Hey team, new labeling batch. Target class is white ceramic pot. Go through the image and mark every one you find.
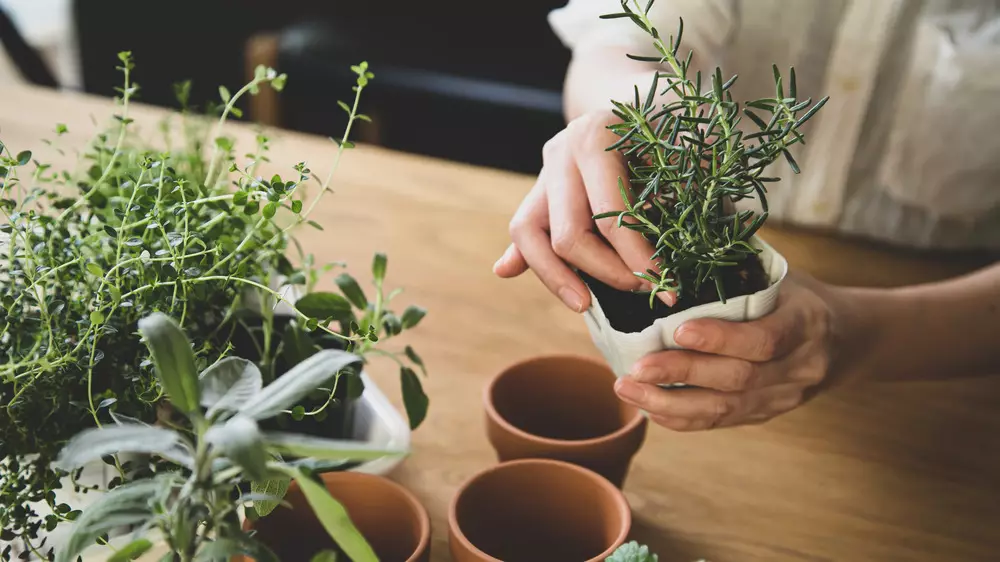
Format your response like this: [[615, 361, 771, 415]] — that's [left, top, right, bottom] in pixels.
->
[[244, 276, 412, 476], [583, 236, 788, 378]]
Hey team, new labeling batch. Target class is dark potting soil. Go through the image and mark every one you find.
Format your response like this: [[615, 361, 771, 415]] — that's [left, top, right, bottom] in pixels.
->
[[581, 254, 770, 334]]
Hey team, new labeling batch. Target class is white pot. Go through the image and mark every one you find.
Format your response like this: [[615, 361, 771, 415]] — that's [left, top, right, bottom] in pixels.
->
[[243, 276, 412, 475], [583, 236, 788, 378]]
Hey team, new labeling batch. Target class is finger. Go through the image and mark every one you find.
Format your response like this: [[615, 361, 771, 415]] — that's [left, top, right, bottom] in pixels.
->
[[673, 299, 804, 361], [545, 139, 641, 291], [508, 181, 591, 313], [630, 350, 766, 391], [493, 243, 528, 278], [647, 414, 715, 432], [614, 378, 740, 424], [568, 116, 674, 306]]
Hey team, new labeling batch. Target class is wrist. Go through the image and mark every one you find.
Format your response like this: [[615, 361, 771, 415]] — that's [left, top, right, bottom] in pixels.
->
[[823, 283, 896, 386]]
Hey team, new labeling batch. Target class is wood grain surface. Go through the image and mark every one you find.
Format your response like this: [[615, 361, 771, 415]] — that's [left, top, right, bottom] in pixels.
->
[[4, 83, 997, 562]]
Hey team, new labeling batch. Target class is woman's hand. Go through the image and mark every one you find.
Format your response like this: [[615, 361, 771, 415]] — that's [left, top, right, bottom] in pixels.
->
[[493, 110, 672, 311], [613, 273, 845, 431]]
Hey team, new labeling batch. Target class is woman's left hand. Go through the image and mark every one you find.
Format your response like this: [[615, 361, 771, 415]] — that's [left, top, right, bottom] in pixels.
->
[[613, 272, 846, 430]]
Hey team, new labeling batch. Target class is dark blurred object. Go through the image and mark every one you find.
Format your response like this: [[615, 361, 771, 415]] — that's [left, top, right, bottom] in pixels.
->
[[73, 0, 296, 114], [0, 7, 59, 87], [73, 1, 569, 174]]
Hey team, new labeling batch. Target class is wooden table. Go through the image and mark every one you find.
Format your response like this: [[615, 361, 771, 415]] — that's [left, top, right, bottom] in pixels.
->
[[4, 83, 999, 562]]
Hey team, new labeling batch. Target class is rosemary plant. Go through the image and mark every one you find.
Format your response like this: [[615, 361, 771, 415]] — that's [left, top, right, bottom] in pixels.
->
[[51, 312, 391, 562], [597, 0, 828, 308], [0, 54, 428, 559]]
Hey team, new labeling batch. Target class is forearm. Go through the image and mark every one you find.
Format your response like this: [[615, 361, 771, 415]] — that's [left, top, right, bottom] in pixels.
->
[[835, 263, 1000, 382], [562, 46, 660, 122]]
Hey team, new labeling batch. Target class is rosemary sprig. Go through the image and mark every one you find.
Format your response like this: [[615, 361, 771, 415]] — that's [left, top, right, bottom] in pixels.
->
[[598, 0, 828, 306]]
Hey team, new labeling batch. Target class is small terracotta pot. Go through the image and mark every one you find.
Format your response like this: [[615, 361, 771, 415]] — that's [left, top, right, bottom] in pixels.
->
[[485, 355, 648, 487], [240, 471, 430, 562], [449, 458, 631, 561]]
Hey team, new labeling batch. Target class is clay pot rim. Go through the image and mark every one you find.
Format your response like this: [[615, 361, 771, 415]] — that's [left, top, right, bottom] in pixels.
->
[[484, 354, 646, 449], [447, 458, 632, 562], [243, 471, 431, 562]]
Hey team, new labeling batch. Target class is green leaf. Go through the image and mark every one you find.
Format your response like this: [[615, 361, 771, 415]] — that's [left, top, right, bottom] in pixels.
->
[[400, 367, 428, 430], [86, 262, 104, 277], [137, 312, 201, 415], [90, 310, 105, 324], [272, 466, 378, 562], [606, 541, 658, 562], [371, 253, 387, 285], [54, 478, 164, 562], [194, 536, 279, 562], [311, 552, 339, 562], [16, 150, 31, 166], [263, 432, 405, 462], [263, 201, 278, 219], [296, 291, 352, 321], [291, 405, 305, 421], [292, 200, 303, 214], [251, 475, 291, 518], [219, 85, 232, 104], [233, 191, 248, 206], [199, 357, 263, 416], [337, 101, 351, 113], [240, 349, 361, 420], [271, 73, 287, 91], [400, 305, 426, 329], [281, 321, 321, 366], [56, 123, 68, 135], [381, 312, 402, 336], [54, 425, 190, 472], [205, 415, 269, 481], [335, 273, 368, 309], [107, 538, 153, 562], [345, 371, 365, 400], [405, 345, 426, 376], [307, 220, 324, 231]]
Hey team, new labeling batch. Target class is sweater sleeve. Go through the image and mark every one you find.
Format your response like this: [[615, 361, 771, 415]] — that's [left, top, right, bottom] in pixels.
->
[[547, 0, 735, 66]]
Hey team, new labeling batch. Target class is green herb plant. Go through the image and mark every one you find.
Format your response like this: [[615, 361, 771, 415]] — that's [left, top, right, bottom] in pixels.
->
[[597, 0, 828, 307], [606, 542, 658, 562], [51, 312, 392, 562], [0, 54, 428, 560]]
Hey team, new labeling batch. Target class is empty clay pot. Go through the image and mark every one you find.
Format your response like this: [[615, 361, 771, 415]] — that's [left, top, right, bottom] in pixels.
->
[[485, 355, 648, 487], [240, 471, 430, 562], [449, 458, 631, 561]]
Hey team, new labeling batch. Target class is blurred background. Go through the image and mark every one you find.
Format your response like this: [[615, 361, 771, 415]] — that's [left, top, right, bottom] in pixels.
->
[[0, 0, 570, 174]]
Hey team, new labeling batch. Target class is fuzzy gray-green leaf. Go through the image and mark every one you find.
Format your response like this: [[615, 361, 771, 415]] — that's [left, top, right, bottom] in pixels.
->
[[240, 349, 361, 420], [138, 312, 200, 414]]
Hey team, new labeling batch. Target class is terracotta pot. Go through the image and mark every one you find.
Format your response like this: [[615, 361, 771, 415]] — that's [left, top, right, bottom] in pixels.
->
[[485, 355, 647, 487], [239, 471, 430, 562], [449, 458, 631, 561]]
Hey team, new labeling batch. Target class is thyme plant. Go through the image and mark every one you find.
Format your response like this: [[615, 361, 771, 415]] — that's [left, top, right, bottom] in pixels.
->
[[598, 0, 828, 307], [52, 312, 390, 562], [0, 54, 428, 559]]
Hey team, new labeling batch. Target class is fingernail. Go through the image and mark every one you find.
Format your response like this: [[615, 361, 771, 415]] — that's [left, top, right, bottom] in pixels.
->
[[615, 377, 645, 403], [657, 291, 677, 307], [674, 325, 703, 348], [492, 257, 504, 274], [558, 287, 584, 312]]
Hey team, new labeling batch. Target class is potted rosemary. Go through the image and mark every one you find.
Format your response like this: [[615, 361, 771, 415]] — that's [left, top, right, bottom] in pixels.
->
[[0, 54, 428, 560], [583, 0, 828, 376]]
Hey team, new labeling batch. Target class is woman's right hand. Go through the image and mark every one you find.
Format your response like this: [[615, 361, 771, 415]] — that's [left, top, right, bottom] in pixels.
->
[[492, 110, 671, 312]]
